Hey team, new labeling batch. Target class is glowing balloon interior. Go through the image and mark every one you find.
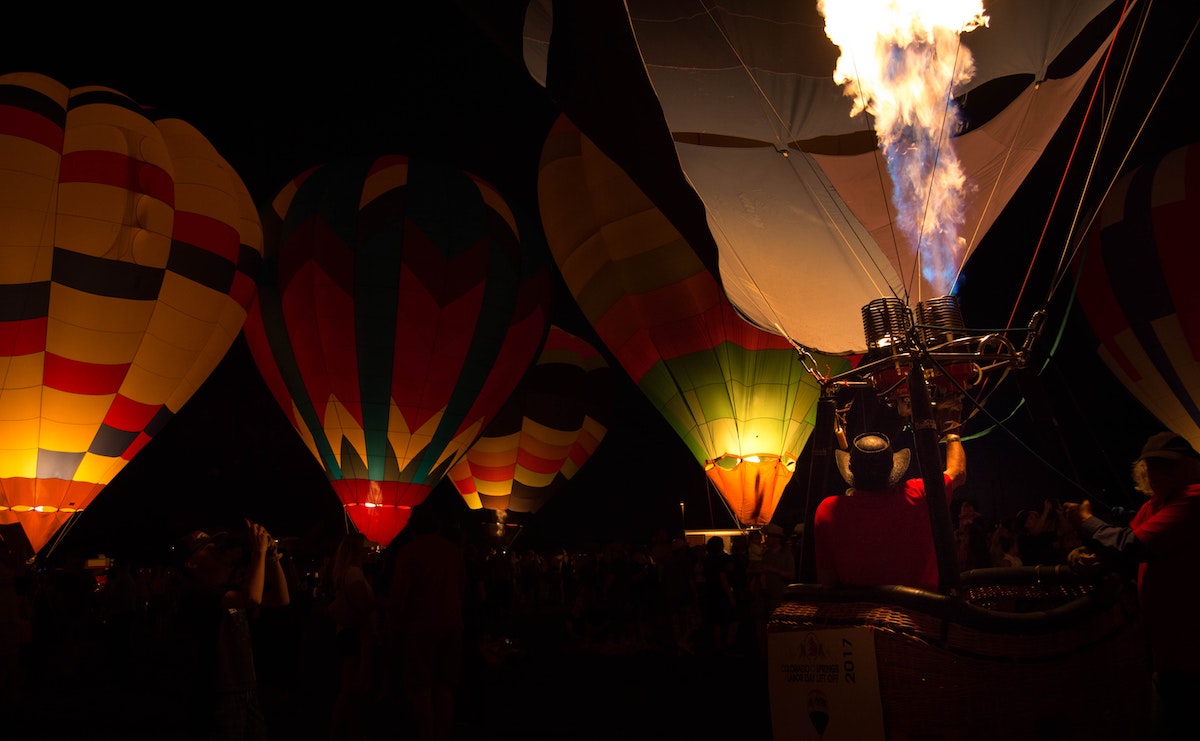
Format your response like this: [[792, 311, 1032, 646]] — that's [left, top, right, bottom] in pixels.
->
[[0, 72, 263, 553], [528, 1, 1127, 354], [539, 117, 851, 526]]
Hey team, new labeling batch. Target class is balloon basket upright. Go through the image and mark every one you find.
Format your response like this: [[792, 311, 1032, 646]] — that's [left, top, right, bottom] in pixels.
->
[[766, 568, 1149, 740], [776, 298, 1150, 739]]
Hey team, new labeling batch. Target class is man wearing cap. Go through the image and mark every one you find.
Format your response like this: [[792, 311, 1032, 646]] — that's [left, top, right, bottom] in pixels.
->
[[1064, 431, 1200, 740], [813, 431, 965, 592]]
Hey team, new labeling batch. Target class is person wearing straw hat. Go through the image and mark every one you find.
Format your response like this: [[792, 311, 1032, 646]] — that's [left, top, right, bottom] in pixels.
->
[[813, 431, 965, 592], [1064, 431, 1200, 741]]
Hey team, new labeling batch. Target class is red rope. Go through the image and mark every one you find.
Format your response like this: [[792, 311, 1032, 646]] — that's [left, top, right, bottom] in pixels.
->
[[1005, 0, 1134, 331]]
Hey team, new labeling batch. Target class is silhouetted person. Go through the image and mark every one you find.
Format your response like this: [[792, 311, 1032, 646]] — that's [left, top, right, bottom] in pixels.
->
[[750, 530, 795, 656], [700, 535, 736, 654], [0, 531, 23, 715], [483, 546, 514, 637], [327, 531, 379, 741], [953, 497, 991, 572], [1064, 431, 1200, 740], [662, 536, 699, 655], [172, 519, 290, 741], [100, 558, 139, 687], [387, 506, 467, 741], [1017, 499, 1060, 566]]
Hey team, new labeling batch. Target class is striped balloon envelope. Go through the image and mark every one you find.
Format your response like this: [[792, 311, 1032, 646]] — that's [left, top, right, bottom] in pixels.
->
[[1074, 142, 1200, 450], [243, 155, 551, 546], [448, 324, 612, 515], [538, 116, 852, 527], [0, 72, 263, 553]]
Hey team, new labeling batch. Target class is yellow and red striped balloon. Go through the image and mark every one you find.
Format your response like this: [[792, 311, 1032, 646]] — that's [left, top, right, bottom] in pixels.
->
[[448, 324, 611, 514], [0, 72, 262, 552]]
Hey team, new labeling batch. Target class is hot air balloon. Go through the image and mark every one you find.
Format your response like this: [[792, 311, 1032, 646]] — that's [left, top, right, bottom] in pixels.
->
[[243, 155, 551, 547], [448, 324, 612, 516], [528, 0, 1128, 355], [0, 72, 262, 554], [539, 116, 852, 527], [1073, 142, 1200, 450]]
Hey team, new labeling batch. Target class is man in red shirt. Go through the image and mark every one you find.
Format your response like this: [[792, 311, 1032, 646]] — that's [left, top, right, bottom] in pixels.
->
[[814, 431, 965, 591], [1064, 431, 1200, 741]]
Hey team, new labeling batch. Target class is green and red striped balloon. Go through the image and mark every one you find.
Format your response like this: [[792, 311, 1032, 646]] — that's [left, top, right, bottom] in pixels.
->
[[538, 116, 850, 527]]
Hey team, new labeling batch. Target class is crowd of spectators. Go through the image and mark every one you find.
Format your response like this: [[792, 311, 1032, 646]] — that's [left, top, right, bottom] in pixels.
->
[[0, 518, 802, 737], [0, 498, 1099, 737], [1, 501, 1094, 685], [953, 497, 1086, 573]]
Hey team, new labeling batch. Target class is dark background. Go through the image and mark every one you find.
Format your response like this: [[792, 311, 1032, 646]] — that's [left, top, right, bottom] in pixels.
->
[[1, 1, 1196, 563]]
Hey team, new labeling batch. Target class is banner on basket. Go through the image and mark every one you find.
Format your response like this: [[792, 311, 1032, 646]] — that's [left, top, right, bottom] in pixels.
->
[[767, 627, 884, 740]]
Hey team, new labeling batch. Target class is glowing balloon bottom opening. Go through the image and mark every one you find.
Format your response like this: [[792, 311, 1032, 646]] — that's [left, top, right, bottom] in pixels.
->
[[332, 479, 434, 547], [702, 457, 794, 527], [0, 477, 102, 553]]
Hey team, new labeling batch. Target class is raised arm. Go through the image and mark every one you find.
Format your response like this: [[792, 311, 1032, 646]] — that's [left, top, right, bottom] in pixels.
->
[[943, 434, 966, 488]]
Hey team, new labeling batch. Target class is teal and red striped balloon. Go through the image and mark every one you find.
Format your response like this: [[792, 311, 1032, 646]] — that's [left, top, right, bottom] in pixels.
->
[[448, 324, 612, 514], [0, 72, 262, 553], [243, 155, 551, 545]]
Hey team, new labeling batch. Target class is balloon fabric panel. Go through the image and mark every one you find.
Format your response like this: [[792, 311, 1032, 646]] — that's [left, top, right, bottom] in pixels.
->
[[535, 0, 1125, 354], [538, 116, 850, 527], [1148, 153, 1200, 351], [0, 73, 263, 553], [448, 324, 612, 515], [245, 155, 550, 545], [1075, 143, 1200, 451]]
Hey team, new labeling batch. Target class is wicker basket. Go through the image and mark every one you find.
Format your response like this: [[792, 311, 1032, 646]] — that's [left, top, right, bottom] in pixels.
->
[[768, 567, 1150, 740]]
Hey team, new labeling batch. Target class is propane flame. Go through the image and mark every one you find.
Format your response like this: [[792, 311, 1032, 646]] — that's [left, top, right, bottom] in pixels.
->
[[819, 0, 988, 296]]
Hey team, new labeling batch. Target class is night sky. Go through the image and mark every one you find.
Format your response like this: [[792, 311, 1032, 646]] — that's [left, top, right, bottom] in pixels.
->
[[2, 1, 1196, 563]]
